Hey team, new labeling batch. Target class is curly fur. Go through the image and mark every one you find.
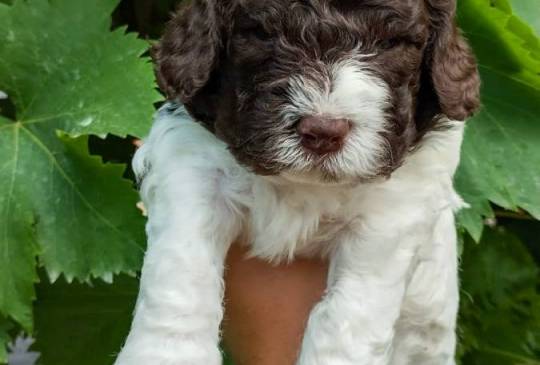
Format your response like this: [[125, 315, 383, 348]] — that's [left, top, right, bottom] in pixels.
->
[[115, 0, 480, 364]]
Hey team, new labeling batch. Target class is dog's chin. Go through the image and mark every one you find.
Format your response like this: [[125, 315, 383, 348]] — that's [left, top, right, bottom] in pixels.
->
[[236, 148, 386, 187], [262, 168, 373, 188]]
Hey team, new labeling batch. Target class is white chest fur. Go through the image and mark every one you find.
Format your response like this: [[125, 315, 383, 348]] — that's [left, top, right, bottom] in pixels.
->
[[117, 105, 466, 365]]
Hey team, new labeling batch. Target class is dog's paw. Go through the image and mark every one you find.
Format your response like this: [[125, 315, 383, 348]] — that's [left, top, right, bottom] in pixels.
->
[[113, 338, 223, 365]]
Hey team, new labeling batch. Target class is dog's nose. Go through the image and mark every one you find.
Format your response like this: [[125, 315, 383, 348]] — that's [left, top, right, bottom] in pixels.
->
[[297, 116, 351, 155]]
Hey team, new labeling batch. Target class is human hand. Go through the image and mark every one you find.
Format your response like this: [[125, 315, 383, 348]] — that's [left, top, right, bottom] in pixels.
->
[[222, 244, 329, 365]]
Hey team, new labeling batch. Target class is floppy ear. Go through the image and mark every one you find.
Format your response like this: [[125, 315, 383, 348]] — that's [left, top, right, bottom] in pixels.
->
[[417, 0, 480, 126], [152, 0, 225, 124]]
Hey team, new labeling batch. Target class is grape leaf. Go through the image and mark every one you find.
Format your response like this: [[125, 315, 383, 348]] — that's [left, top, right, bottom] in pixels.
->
[[457, 0, 540, 83], [508, 0, 540, 37], [0, 0, 153, 336], [33, 274, 138, 365], [0, 317, 10, 364], [457, 227, 540, 364], [455, 0, 540, 240], [32, 275, 235, 365], [0, 0, 160, 137], [0, 117, 39, 332], [0, 130, 146, 331]]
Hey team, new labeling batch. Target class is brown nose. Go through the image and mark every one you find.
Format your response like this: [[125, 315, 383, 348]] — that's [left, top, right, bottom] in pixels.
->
[[297, 116, 351, 155]]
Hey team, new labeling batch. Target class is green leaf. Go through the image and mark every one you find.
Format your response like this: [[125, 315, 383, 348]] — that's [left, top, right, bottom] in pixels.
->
[[0, 316, 10, 364], [33, 274, 138, 365], [0, 118, 39, 331], [457, 0, 540, 83], [0, 0, 160, 138], [458, 228, 540, 364], [455, 0, 540, 240], [32, 275, 235, 365], [0, 129, 145, 331], [0, 0, 154, 333], [508, 0, 540, 37], [39, 134, 145, 281]]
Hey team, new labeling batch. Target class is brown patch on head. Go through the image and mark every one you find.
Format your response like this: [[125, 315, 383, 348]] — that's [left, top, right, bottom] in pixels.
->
[[152, 0, 231, 126], [415, 0, 480, 133], [153, 0, 480, 180], [427, 0, 480, 120]]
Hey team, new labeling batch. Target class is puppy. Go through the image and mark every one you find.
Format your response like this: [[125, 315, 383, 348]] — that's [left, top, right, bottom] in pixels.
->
[[115, 0, 480, 364]]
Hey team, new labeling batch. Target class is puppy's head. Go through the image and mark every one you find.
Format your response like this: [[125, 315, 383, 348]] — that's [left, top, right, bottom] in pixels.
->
[[153, 0, 480, 183]]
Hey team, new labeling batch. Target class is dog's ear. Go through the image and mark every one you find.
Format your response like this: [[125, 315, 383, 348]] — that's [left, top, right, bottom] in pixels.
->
[[152, 1, 226, 124], [416, 0, 480, 127]]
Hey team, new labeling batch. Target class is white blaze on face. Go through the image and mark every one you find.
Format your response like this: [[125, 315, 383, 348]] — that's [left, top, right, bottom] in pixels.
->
[[277, 59, 391, 180]]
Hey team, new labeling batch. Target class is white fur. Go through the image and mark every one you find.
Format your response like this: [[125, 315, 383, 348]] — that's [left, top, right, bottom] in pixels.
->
[[277, 59, 391, 180], [114, 104, 465, 365]]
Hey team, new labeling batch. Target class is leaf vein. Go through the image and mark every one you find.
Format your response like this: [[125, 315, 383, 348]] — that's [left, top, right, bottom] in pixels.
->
[[2, 125, 19, 262], [19, 126, 142, 252]]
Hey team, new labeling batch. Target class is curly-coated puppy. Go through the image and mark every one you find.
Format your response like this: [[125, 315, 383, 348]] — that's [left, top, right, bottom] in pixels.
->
[[115, 0, 480, 364]]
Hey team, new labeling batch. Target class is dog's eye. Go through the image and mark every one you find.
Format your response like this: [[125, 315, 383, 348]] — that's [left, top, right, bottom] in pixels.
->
[[379, 37, 423, 51], [235, 18, 272, 42], [246, 25, 272, 41], [378, 37, 403, 50]]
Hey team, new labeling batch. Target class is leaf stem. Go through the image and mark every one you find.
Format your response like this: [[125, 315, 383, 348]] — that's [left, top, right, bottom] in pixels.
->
[[494, 209, 537, 221]]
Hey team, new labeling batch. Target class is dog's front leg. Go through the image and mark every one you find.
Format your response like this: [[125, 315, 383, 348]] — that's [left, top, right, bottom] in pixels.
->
[[114, 170, 242, 365], [297, 226, 417, 365], [389, 208, 459, 365]]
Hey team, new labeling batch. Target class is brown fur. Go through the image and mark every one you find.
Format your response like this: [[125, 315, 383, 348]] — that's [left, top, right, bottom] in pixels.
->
[[152, 0, 480, 177]]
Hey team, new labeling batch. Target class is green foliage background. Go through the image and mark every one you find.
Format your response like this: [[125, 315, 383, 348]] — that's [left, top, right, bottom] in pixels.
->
[[0, 0, 538, 364]]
